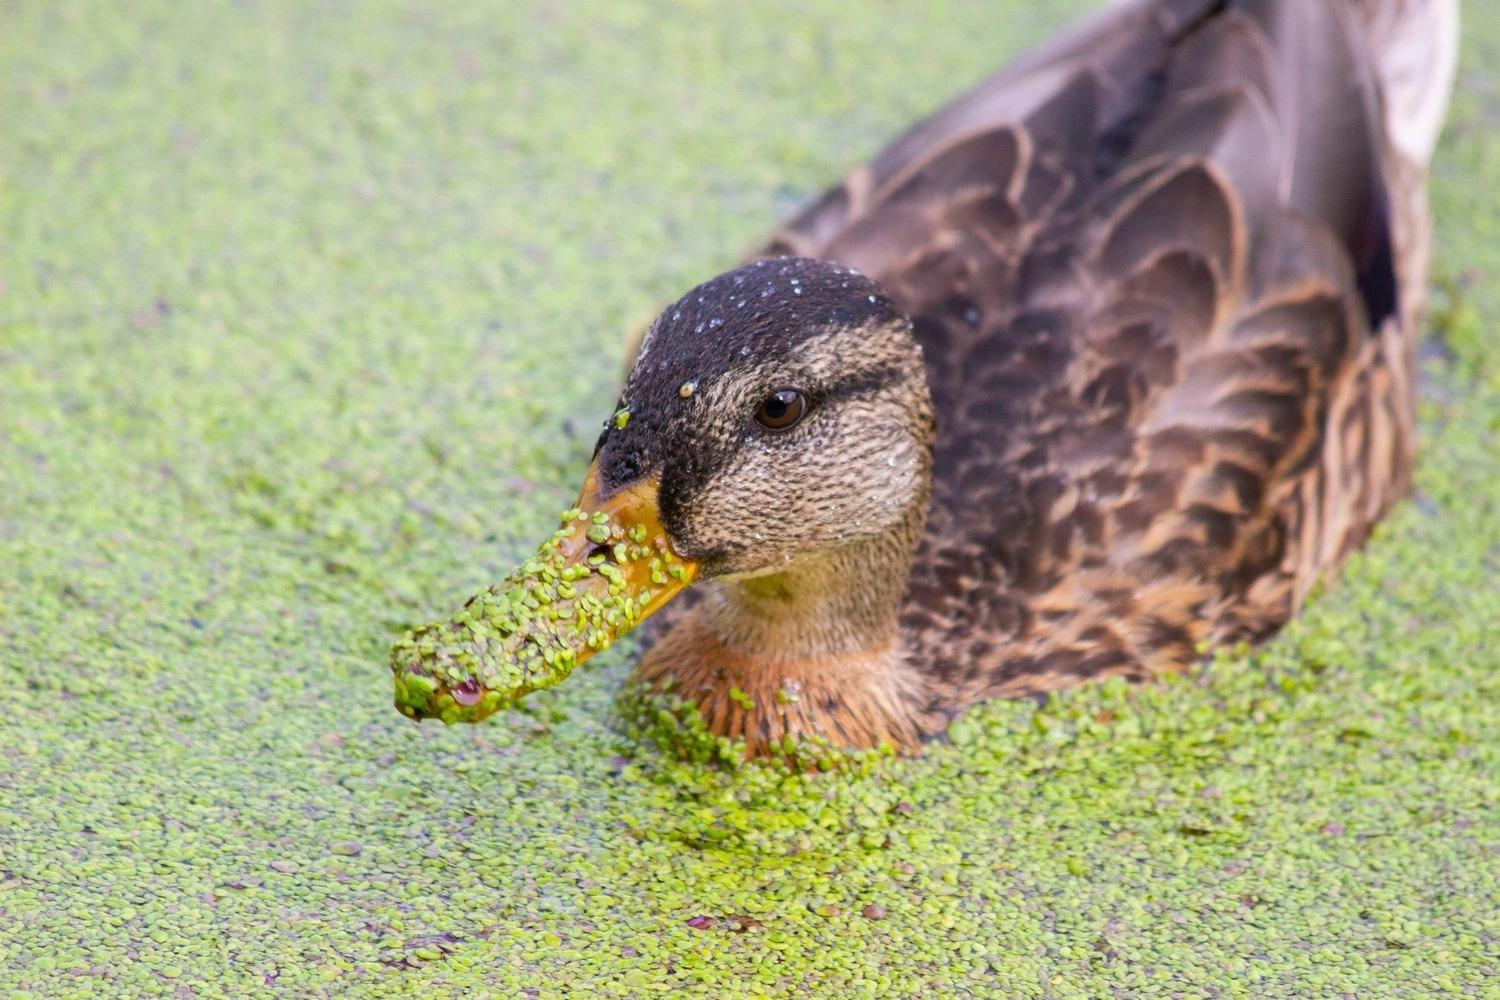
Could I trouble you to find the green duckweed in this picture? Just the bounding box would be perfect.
[1,0,1496,997]
[389,505,684,723]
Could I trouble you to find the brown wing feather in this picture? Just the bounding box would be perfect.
[764,0,1418,704]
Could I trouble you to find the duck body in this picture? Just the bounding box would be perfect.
[633,0,1458,749]
[390,0,1459,754]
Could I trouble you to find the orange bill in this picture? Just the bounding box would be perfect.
[390,463,698,724]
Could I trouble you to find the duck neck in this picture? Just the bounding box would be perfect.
[637,486,939,753]
[705,533,912,661]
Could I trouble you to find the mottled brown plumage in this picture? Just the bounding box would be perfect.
[598,0,1459,754]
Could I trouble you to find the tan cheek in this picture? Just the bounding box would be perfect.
[685,449,823,558]
[695,435,872,549]
[677,396,920,559]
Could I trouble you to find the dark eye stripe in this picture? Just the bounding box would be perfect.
[821,363,906,402]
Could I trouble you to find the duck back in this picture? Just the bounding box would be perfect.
[767,0,1457,701]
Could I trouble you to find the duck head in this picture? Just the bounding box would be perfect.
[606,257,933,582]
[392,257,938,751]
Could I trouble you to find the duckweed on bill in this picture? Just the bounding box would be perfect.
[389,505,687,723]
[2,0,1497,997]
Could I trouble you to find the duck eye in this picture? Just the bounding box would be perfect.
[754,389,806,430]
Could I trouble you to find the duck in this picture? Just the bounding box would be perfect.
[390,0,1459,756]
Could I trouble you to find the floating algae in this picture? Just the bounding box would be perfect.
[390,476,695,724]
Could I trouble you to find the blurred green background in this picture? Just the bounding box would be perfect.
[1,1,1496,996]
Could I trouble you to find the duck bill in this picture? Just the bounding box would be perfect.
[389,462,698,725]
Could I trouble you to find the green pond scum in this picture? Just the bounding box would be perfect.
[389,500,691,724]
[0,1,1496,997]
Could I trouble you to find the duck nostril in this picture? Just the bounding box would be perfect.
[610,452,643,482]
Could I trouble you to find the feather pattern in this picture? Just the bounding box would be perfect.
[758,0,1452,709]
